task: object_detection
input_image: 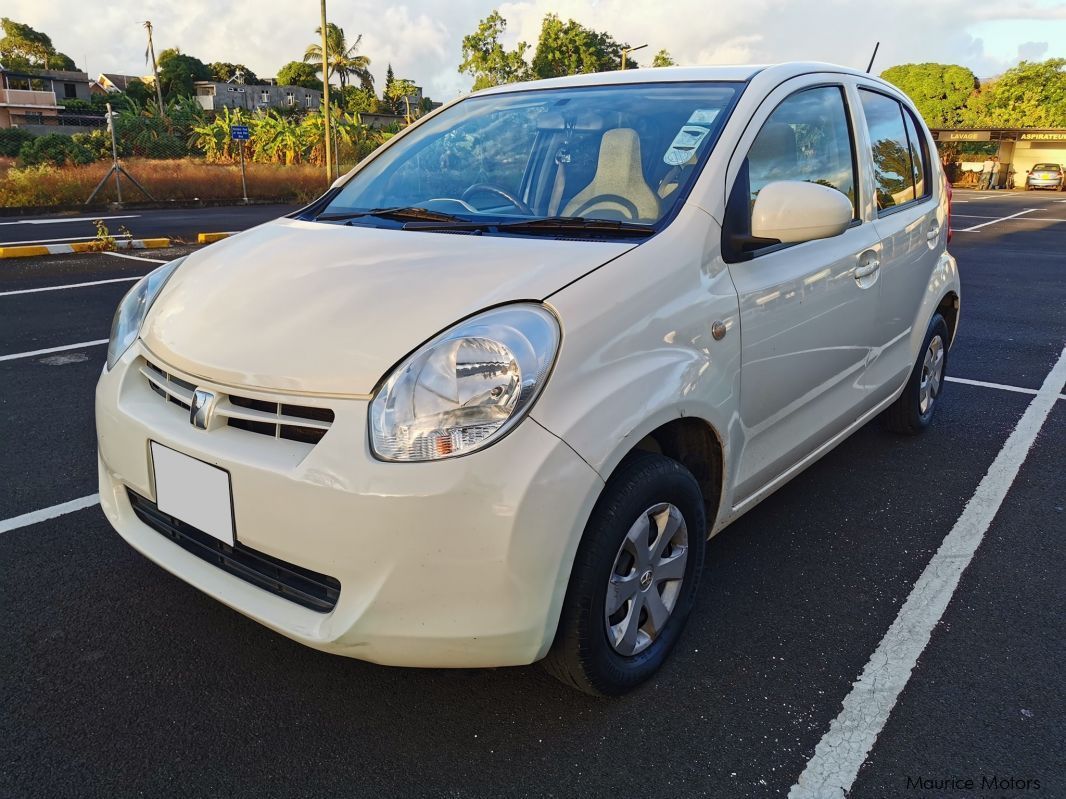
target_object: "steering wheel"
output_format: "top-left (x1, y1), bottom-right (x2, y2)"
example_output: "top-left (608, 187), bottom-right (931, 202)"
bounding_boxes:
top-left (461, 183), bottom-right (533, 215)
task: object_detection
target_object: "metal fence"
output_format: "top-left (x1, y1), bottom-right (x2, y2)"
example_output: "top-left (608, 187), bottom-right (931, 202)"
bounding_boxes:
top-left (1, 102), bottom-right (396, 209)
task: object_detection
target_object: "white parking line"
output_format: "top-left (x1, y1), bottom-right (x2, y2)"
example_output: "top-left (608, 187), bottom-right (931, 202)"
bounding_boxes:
top-left (0, 340), bottom-right (107, 362)
top-left (0, 495), bottom-right (100, 535)
top-left (954, 209), bottom-right (1037, 232)
top-left (953, 214), bottom-right (1066, 223)
top-left (947, 375), bottom-right (1066, 400)
top-left (101, 251), bottom-right (167, 264)
top-left (0, 277), bottom-right (141, 297)
top-left (789, 345), bottom-right (1066, 799)
top-left (0, 236), bottom-right (99, 246)
top-left (0, 215), bottom-right (139, 227)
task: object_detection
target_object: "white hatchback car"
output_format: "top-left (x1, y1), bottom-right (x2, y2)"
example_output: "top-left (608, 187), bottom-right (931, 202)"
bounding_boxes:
top-left (97, 62), bottom-right (959, 695)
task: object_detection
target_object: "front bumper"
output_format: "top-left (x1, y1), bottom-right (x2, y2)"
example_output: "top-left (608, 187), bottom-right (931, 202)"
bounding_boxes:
top-left (96, 343), bottom-right (603, 668)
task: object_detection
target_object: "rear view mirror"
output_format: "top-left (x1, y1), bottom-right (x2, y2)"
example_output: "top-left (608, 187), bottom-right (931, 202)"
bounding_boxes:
top-left (751, 181), bottom-right (853, 244)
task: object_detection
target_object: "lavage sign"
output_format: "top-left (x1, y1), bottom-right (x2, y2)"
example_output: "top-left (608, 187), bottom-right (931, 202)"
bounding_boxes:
top-left (906, 775), bottom-right (1042, 792)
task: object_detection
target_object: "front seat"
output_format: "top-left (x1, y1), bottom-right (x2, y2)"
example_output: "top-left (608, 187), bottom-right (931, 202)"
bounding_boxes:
top-left (563, 128), bottom-right (660, 222)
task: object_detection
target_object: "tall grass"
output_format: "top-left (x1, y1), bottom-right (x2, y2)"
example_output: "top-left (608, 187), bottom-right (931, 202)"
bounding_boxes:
top-left (0, 158), bottom-right (332, 208)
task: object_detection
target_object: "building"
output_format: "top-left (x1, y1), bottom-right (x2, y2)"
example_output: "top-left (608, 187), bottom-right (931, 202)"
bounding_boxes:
top-left (0, 67), bottom-right (94, 127)
top-left (193, 81), bottom-right (323, 112)
top-left (0, 68), bottom-right (61, 128)
top-left (96, 73), bottom-right (144, 93)
top-left (932, 128), bottom-right (1066, 188)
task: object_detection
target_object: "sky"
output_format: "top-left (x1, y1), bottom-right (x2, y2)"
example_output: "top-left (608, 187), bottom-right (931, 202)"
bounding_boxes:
top-left (6, 0), bottom-right (1065, 99)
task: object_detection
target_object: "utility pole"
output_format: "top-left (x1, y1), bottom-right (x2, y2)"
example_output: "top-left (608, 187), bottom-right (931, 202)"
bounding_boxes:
top-left (319, 0), bottom-right (334, 184)
top-left (621, 43), bottom-right (648, 70)
top-left (143, 21), bottom-right (165, 113)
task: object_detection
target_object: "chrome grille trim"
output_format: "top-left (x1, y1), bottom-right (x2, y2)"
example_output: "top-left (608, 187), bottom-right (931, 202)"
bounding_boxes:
top-left (139, 358), bottom-right (335, 445)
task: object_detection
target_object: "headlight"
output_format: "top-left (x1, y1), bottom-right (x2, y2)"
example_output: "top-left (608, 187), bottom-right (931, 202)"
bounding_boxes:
top-left (106, 257), bottom-right (184, 370)
top-left (370, 304), bottom-right (560, 461)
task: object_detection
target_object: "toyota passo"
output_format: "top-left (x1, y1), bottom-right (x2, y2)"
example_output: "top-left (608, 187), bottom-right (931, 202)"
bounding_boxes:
top-left (97, 63), bottom-right (959, 695)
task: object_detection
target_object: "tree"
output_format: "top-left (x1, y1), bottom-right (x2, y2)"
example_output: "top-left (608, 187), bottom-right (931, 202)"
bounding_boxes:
top-left (157, 48), bottom-right (212, 100)
top-left (384, 63), bottom-right (395, 97)
top-left (340, 85), bottom-right (380, 114)
top-left (304, 23), bottom-right (373, 90)
top-left (459, 10), bottom-right (530, 91)
top-left (0, 17), bottom-right (76, 70)
top-left (386, 78), bottom-right (418, 123)
top-left (209, 62), bottom-right (261, 85)
top-left (529, 14), bottom-right (633, 79)
top-left (962, 58), bottom-right (1066, 128)
top-left (124, 78), bottom-right (154, 106)
top-left (879, 63), bottom-right (978, 128)
top-left (651, 49), bottom-right (676, 68)
top-left (277, 61), bottom-right (323, 91)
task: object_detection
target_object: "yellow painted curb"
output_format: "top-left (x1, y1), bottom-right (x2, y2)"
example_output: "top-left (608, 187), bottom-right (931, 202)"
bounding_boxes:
top-left (197, 232), bottom-right (235, 244)
top-left (0, 238), bottom-right (171, 259)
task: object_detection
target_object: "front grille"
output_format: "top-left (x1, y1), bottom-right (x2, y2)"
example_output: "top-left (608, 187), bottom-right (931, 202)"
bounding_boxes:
top-left (128, 490), bottom-right (340, 613)
top-left (141, 360), bottom-right (335, 445)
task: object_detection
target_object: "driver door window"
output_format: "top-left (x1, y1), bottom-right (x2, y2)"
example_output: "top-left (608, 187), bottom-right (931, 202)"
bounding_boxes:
top-left (724, 85), bottom-right (857, 260)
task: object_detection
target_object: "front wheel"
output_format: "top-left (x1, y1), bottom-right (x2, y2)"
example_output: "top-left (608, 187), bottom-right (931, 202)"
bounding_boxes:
top-left (543, 452), bottom-right (706, 696)
top-left (882, 313), bottom-right (949, 434)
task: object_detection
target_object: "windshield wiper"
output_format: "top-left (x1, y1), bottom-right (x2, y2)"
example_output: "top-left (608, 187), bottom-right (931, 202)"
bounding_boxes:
top-left (316, 206), bottom-right (470, 224)
top-left (401, 216), bottom-right (657, 238)
top-left (497, 216), bottom-right (656, 237)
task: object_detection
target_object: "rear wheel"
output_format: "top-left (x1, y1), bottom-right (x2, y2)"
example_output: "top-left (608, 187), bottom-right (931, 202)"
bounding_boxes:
top-left (543, 452), bottom-right (706, 696)
top-left (883, 313), bottom-right (949, 435)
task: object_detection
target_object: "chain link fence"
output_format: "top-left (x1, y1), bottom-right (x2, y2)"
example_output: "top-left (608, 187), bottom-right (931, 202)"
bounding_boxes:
top-left (1, 101), bottom-right (398, 209)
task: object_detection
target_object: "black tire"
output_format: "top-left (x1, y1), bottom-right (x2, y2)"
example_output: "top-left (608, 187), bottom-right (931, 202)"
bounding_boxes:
top-left (883, 313), bottom-right (949, 435)
top-left (543, 452), bottom-right (706, 696)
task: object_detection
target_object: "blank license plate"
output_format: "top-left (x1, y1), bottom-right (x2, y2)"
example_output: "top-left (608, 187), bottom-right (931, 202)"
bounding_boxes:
top-left (151, 442), bottom-right (234, 546)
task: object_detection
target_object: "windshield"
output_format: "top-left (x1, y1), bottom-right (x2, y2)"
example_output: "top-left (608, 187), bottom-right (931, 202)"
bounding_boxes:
top-left (1033, 163), bottom-right (1061, 171)
top-left (318, 82), bottom-right (742, 236)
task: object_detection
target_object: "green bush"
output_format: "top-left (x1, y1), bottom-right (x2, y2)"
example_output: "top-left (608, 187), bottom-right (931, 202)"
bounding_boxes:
top-left (18, 133), bottom-right (95, 167)
top-left (0, 128), bottom-right (34, 157)
top-left (71, 130), bottom-right (113, 161)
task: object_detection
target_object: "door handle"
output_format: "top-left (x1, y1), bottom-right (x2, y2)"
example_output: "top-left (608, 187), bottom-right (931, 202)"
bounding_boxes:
top-left (854, 255), bottom-right (880, 279)
top-left (927, 223), bottom-right (941, 242)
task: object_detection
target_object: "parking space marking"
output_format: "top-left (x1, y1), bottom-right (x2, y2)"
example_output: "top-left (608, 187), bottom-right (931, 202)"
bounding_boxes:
top-left (953, 213), bottom-right (1066, 222)
top-left (0, 215), bottom-right (139, 227)
top-left (101, 251), bottom-right (168, 264)
top-left (0, 494), bottom-right (100, 535)
top-left (790, 346), bottom-right (1066, 799)
top-left (947, 375), bottom-right (1066, 400)
top-left (954, 209), bottom-right (1036, 232)
top-left (0, 236), bottom-right (100, 246)
top-left (0, 340), bottom-right (107, 363)
top-left (0, 277), bottom-right (142, 297)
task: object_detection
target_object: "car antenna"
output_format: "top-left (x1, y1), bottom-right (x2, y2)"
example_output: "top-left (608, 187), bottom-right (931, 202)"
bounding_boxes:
top-left (866, 42), bottom-right (880, 74)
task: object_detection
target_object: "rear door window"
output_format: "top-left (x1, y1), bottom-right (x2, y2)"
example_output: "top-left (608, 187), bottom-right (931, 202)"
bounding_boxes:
top-left (858, 90), bottom-right (915, 211)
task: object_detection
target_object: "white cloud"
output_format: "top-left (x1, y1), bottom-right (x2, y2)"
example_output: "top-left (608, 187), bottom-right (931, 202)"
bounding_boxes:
top-left (4, 0), bottom-right (1063, 98)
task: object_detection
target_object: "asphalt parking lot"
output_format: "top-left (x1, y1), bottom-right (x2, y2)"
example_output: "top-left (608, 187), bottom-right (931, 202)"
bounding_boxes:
top-left (0, 204), bottom-right (296, 247)
top-left (1, 190), bottom-right (1064, 798)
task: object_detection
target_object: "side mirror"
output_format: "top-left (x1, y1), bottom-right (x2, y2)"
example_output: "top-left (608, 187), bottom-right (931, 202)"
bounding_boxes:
top-left (751, 180), bottom-right (853, 244)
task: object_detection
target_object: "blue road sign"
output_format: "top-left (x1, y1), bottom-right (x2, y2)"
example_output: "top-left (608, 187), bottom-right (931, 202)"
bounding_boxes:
top-left (230, 125), bottom-right (251, 141)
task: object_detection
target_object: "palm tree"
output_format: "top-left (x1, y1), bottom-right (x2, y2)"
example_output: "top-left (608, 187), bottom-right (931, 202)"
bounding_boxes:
top-left (304, 23), bottom-right (374, 91)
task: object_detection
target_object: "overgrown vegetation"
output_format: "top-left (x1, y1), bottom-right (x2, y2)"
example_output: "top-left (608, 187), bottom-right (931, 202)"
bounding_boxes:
top-left (0, 159), bottom-right (331, 208)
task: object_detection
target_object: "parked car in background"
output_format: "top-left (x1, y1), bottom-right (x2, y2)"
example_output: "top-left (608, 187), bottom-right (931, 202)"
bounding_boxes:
top-left (1025, 163), bottom-right (1064, 191)
top-left (97, 62), bottom-right (960, 695)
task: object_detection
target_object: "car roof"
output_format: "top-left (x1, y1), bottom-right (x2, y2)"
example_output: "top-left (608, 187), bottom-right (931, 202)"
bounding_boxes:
top-left (471, 62), bottom-right (892, 97)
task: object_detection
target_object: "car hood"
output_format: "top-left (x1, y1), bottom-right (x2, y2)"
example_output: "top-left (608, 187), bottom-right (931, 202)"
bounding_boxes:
top-left (141, 217), bottom-right (634, 396)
